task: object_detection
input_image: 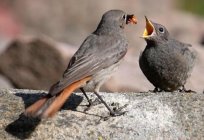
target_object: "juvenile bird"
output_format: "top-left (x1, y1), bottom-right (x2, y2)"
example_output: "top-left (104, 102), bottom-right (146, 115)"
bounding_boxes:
top-left (139, 17), bottom-right (196, 92)
top-left (24, 10), bottom-right (137, 118)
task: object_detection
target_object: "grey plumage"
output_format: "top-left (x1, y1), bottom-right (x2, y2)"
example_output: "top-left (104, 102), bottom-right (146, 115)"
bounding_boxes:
top-left (50, 10), bottom-right (130, 96)
top-left (139, 17), bottom-right (196, 91)
top-left (24, 10), bottom-right (137, 118)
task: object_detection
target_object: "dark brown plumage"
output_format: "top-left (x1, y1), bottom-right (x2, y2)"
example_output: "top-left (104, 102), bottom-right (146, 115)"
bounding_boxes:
top-left (139, 17), bottom-right (196, 92)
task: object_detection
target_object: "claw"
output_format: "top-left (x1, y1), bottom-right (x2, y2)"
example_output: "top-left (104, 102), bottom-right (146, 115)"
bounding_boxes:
top-left (179, 86), bottom-right (196, 93)
top-left (149, 87), bottom-right (162, 92)
top-left (83, 98), bottom-right (101, 112)
top-left (110, 104), bottom-right (128, 116)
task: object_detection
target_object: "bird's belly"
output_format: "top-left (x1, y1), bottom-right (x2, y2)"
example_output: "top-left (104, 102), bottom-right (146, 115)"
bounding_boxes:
top-left (140, 50), bottom-right (188, 91)
top-left (83, 61), bottom-right (121, 91)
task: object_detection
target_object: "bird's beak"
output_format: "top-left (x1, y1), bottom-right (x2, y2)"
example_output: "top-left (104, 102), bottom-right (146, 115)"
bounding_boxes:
top-left (126, 15), bottom-right (137, 24)
top-left (142, 16), bottom-right (154, 38)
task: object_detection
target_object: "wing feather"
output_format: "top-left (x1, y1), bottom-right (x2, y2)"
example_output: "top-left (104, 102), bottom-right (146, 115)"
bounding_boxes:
top-left (50, 34), bottom-right (127, 96)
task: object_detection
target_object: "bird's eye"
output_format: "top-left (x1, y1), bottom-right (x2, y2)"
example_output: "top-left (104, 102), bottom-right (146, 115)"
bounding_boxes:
top-left (122, 15), bottom-right (126, 20)
top-left (159, 27), bottom-right (164, 33)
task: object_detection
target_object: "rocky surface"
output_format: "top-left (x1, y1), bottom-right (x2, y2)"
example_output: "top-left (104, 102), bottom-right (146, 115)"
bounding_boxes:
top-left (0, 89), bottom-right (203, 139)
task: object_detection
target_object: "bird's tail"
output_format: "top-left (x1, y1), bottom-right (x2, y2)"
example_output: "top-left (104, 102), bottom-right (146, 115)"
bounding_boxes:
top-left (24, 77), bottom-right (91, 118)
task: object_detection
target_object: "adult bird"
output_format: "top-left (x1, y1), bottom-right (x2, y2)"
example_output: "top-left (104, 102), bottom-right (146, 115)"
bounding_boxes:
top-left (24, 10), bottom-right (137, 118)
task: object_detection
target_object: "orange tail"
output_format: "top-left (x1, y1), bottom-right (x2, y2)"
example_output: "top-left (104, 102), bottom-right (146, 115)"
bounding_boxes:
top-left (24, 77), bottom-right (91, 118)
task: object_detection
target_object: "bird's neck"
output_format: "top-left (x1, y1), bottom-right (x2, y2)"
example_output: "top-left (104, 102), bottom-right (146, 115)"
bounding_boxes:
top-left (146, 39), bottom-right (166, 47)
top-left (146, 40), bottom-right (157, 46)
top-left (94, 27), bottom-right (124, 36)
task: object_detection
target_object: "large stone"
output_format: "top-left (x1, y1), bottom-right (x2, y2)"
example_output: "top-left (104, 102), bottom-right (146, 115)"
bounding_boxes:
top-left (0, 38), bottom-right (73, 90)
top-left (0, 89), bottom-right (203, 139)
top-left (0, 75), bottom-right (13, 88)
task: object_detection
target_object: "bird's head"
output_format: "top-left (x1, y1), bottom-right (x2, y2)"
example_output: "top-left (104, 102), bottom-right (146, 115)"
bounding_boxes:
top-left (95, 10), bottom-right (137, 34)
top-left (142, 16), bottom-right (169, 44)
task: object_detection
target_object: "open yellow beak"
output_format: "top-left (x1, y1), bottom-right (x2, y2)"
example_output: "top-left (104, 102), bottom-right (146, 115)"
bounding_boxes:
top-left (142, 16), bottom-right (154, 38)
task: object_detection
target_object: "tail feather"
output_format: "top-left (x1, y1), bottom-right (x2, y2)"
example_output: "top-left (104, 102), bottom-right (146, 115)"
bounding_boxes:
top-left (41, 85), bottom-right (75, 118)
top-left (24, 76), bottom-right (91, 118)
top-left (24, 96), bottom-right (49, 117)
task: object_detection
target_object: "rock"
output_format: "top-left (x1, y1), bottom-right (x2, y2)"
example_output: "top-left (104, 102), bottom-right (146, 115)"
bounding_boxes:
top-left (200, 34), bottom-right (204, 46)
top-left (0, 89), bottom-right (204, 139)
top-left (0, 37), bottom-right (74, 90)
top-left (0, 75), bottom-right (13, 88)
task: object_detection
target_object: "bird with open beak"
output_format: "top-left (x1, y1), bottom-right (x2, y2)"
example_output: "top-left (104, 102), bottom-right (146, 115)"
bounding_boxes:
top-left (139, 17), bottom-right (196, 92)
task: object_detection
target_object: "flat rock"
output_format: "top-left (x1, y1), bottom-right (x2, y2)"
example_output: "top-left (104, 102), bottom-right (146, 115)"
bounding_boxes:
top-left (0, 89), bottom-right (203, 139)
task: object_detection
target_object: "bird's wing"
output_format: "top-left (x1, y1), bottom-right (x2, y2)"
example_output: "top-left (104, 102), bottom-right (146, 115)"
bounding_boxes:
top-left (169, 39), bottom-right (197, 69)
top-left (49, 34), bottom-right (127, 96)
top-left (172, 39), bottom-right (196, 58)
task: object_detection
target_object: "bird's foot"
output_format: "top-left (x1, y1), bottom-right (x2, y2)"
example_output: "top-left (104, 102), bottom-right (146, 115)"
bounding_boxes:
top-left (84, 98), bottom-right (101, 112)
top-left (179, 89), bottom-right (196, 93)
top-left (109, 103), bottom-right (128, 116)
top-left (150, 87), bottom-right (162, 93)
top-left (179, 86), bottom-right (196, 93)
top-left (86, 98), bottom-right (101, 106)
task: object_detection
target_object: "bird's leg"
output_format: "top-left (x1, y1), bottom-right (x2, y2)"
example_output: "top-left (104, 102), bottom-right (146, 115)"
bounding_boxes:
top-left (93, 91), bottom-right (126, 116)
top-left (154, 87), bottom-right (160, 92)
top-left (149, 87), bottom-right (162, 92)
top-left (179, 85), bottom-right (196, 93)
top-left (80, 88), bottom-right (92, 107)
top-left (80, 88), bottom-right (101, 112)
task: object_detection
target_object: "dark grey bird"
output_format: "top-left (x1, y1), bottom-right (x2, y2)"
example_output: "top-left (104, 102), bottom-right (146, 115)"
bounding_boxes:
top-left (24, 10), bottom-right (137, 118)
top-left (139, 17), bottom-right (196, 92)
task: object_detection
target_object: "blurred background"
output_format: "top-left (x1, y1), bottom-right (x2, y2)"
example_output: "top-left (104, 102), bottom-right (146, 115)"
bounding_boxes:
top-left (0, 0), bottom-right (203, 92)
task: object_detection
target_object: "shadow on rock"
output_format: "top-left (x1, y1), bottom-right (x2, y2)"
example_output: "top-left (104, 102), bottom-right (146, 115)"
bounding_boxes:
top-left (5, 114), bottom-right (41, 139)
top-left (5, 91), bottom-right (84, 139)
top-left (62, 93), bottom-right (84, 110)
top-left (14, 92), bottom-right (84, 110)
top-left (15, 91), bottom-right (47, 108)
